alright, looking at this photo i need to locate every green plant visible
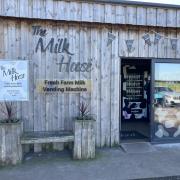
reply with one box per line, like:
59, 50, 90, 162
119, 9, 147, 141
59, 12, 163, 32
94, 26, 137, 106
77, 102, 93, 120
0, 102, 19, 123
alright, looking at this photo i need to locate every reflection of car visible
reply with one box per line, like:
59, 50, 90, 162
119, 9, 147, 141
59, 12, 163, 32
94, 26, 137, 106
155, 86, 180, 106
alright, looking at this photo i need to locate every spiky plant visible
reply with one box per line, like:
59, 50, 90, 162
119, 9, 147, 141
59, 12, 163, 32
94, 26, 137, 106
79, 102, 90, 120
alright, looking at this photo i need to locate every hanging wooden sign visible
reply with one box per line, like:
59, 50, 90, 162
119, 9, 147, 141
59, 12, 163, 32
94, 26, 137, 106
107, 32, 116, 46
154, 33, 162, 44
125, 40, 135, 53
170, 39, 178, 50
142, 33, 151, 46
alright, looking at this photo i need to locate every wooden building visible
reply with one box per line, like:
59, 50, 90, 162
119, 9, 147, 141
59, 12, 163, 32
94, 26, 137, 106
0, 0, 180, 148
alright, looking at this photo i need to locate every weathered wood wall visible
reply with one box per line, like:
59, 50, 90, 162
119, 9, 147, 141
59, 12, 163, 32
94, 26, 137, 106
0, 18, 120, 147
0, 1, 180, 147
0, 0, 180, 28
0, 18, 180, 147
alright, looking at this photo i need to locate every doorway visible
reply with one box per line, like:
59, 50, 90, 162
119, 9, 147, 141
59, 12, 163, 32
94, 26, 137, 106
120, 59, 151, 142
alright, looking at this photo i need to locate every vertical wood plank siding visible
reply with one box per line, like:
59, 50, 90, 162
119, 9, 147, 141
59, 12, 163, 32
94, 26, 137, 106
0, 0, 180, 28
0, 18, 180, 147
0, 0, 180, 147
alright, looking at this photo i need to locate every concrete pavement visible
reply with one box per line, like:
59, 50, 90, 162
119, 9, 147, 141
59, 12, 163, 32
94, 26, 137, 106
1, 144, 180, 180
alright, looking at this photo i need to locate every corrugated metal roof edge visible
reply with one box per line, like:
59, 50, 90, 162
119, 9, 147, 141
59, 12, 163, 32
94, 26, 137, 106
78, 0, 180, 9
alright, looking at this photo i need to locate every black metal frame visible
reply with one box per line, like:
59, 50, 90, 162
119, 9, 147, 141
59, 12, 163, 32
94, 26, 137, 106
120, 57, 180, 144
151, 59, 180, 144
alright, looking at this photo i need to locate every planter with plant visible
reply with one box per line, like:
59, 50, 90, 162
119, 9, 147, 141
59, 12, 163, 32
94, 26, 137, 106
0, 102, 22, 166
73, 102, 96, 160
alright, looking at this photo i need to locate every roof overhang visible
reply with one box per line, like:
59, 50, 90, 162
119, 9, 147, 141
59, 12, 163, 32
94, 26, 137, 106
85, 0, 180, 9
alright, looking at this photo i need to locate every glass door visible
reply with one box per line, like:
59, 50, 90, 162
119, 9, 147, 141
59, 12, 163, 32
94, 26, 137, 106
151, 60, 180, 142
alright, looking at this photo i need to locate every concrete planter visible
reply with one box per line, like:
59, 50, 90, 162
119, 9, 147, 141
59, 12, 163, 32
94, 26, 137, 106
0, 121, 23, 166
73, 119, 95, 160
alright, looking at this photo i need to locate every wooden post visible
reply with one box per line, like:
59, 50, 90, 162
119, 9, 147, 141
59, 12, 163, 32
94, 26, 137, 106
73, 119, 95, 160
0, 122, 23, 165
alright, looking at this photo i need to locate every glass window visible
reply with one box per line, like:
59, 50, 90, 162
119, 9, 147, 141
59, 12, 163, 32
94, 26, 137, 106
154, 63, 180, 140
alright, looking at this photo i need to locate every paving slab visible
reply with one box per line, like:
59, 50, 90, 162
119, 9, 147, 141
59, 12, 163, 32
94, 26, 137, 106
120, 142, 156, 153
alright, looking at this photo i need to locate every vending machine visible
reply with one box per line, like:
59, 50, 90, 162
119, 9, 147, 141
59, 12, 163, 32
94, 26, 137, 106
122, 65, 149, 121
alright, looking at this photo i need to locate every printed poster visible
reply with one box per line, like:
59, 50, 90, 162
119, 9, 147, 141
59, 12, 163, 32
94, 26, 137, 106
0, 60, 29, 101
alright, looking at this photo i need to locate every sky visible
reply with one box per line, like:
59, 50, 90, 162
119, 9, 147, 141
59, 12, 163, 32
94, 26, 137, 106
128, 0, 180, 5
155, 63, 180, 81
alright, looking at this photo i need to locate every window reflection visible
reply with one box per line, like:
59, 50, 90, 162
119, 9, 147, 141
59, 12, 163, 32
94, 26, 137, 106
154, 63, 180, 139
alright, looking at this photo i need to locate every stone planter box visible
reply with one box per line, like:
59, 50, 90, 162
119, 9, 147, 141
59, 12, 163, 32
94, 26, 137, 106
73, 119, 95, 160
0, 121, 23, 166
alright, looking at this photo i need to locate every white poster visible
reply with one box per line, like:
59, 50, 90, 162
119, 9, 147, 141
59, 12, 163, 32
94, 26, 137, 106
0, 60, 29, 101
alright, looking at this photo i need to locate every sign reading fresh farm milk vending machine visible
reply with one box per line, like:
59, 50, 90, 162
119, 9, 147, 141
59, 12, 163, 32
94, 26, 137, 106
0, 60, 29, 101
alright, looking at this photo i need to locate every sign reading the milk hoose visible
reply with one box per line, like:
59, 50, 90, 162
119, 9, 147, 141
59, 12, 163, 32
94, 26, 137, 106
0, 60, 29, 101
